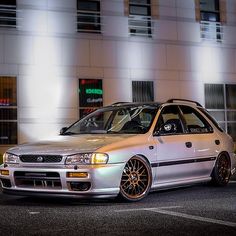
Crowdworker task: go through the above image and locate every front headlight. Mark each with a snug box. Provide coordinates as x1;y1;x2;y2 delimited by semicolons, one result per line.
3;153;19;164
65;153;109;165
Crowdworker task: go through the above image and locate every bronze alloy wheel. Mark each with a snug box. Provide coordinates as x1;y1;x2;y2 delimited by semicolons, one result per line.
211;154;231;186
119;156;151;201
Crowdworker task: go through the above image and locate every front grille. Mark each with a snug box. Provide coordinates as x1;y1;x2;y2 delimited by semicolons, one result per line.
20;155;62;163
14;171;62;189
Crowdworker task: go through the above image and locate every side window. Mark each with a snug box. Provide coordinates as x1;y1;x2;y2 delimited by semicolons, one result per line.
155;105;183;135
180;106;212;133
198;107;223;132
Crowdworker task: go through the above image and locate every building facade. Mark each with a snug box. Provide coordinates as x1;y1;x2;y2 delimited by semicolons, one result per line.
0;0;236;153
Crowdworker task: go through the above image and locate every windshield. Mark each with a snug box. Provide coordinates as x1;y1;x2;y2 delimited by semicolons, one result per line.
63;105;159;135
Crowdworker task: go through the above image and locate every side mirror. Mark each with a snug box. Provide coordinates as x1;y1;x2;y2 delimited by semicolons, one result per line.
60;127;68;135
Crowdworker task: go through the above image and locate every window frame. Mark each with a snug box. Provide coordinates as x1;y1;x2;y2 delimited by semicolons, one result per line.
198;0;222;42
77;0;101;34
0;0;17;29
204;83;236;140
154;104;213;137
128;0;152;37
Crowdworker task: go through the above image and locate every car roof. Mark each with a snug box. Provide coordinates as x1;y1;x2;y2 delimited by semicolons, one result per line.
110;102;161;107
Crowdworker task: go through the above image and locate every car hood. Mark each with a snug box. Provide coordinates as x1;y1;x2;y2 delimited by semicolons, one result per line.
7;134;136;156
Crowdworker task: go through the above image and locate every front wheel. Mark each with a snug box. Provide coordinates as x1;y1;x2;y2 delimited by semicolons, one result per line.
119;156;152;202
211;154;231;186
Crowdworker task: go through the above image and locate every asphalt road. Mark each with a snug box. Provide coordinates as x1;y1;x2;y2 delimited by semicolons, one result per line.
0;180;236;236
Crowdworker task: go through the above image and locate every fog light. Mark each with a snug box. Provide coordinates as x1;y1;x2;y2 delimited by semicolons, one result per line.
0;178;11;187
69;182;91;191
67;172;88;178
0;170;9;176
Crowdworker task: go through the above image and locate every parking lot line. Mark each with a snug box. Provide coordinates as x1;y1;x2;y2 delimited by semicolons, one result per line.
148;208;236;228
116;207;236;228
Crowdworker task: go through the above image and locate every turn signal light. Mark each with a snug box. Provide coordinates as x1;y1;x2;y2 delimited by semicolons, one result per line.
67;172;88;178
0;170;9;176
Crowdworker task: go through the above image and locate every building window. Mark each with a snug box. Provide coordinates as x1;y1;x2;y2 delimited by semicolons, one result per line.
0;77;17;145
0;0;16;28
129;0;152;37
199;0;222;42
79;79;103;118
77;0;101;33
132;81;154;102
205;83;236;140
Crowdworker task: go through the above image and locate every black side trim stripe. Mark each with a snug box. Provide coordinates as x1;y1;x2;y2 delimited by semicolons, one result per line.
151;156;216;168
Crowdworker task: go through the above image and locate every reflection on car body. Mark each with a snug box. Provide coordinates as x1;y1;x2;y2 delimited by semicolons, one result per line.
0;99;236;201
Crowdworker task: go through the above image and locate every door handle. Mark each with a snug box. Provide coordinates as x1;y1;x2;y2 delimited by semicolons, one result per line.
185;142;192;148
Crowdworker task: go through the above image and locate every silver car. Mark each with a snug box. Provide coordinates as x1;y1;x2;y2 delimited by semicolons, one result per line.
1;99;236;201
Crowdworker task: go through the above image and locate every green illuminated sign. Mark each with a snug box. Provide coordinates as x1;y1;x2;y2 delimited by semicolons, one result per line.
85;88;103;95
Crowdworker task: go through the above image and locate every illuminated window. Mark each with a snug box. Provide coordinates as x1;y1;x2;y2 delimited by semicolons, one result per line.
199;0;222;42
0;76;17;145
0;0;16;28
132;81;154;102
77;0;101;33
205;84;236;140
128;0;152;37
79;79;103;118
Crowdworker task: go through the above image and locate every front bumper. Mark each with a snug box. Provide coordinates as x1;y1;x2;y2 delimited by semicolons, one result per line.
0;163;125;198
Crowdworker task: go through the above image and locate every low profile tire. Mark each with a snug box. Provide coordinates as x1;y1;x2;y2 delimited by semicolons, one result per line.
119;156;152;202
211;154;231;186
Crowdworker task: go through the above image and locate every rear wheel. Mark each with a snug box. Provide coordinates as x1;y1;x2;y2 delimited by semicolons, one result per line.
211;154;231;186
119;156;152;202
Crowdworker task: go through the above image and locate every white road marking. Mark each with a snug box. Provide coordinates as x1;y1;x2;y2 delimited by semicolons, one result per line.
148;208;236;228
115;207;236;228
29;211;40;215
115;206;181;212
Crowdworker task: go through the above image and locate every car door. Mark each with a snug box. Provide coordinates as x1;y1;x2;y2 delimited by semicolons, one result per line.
178;105;220;177
152;105;197;184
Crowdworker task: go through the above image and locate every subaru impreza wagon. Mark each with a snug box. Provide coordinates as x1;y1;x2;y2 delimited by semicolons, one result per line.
1;99;235;201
